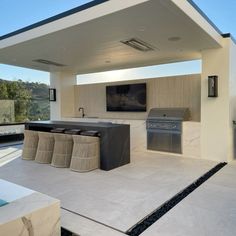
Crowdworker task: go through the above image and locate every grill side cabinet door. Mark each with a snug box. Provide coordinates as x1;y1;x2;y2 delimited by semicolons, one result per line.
147;130;182;154
171;132;182;153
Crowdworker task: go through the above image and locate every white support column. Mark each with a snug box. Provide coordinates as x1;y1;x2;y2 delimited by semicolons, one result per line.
229;39;236;161
201;37;236;162
50;71;77;120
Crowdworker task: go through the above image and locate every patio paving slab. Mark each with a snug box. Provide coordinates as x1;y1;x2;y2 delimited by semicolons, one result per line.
0;149;217;233
141;162;236;236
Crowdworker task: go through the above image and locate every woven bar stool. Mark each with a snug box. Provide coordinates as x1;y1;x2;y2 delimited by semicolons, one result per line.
70;135;100;172
51;133;73;168
22;130;39;160
35;132;55;164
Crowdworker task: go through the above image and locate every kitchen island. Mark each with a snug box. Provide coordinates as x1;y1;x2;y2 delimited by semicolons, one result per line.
25;121;130;171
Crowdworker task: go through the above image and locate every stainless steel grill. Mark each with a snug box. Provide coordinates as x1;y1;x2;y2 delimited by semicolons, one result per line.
146;108;190;153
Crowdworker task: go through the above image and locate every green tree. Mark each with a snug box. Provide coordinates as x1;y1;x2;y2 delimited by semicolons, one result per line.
0;82;8;99
6;81;31;122
0;79;49;122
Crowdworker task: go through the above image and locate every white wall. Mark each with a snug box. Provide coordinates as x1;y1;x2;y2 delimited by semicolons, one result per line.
50;72;77;120
229;40;236;161
201;37;236;162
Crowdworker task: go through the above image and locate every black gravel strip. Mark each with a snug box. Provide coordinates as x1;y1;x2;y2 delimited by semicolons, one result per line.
126;162;227;236
61;227;73;236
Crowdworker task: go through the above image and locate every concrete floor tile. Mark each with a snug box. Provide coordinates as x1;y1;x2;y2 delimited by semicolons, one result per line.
0;148;218;233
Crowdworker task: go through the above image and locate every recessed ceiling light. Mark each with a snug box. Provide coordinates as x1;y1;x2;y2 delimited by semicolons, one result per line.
168;36;181;42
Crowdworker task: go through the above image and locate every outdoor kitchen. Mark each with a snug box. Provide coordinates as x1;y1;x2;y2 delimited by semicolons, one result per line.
60;74;201;159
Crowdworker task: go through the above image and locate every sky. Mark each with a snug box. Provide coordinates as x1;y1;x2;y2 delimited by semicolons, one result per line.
0;0;236;84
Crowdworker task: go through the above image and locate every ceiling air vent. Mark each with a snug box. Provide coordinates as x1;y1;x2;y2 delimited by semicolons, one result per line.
33;59;66;67
121;38;155;52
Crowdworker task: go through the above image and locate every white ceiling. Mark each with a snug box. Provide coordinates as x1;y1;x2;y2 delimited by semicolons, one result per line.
0;0;222;74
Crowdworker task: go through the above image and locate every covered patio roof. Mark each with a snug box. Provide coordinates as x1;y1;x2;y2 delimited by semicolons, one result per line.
0;0;223;74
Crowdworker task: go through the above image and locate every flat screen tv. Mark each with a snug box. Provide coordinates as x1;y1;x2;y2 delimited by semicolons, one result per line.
106;83;146;112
